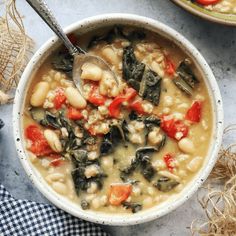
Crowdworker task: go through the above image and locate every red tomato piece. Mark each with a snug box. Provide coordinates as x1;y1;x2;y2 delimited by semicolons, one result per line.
164;153;175;172
196;0;220;5
165;57;175;76
53;88;66;109
108;184;132;206
108;88;137;118
161;115;189;140
67;107;83;120
25;125;44;142
29;139;53;156
185;101;202;123
129;100;145;114
88;85;107;106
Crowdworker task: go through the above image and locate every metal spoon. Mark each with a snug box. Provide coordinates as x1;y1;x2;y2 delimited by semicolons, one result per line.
26;0;118;95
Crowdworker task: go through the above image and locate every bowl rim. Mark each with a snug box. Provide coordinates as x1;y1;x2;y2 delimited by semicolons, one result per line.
13;13;224;226
171;0;236;26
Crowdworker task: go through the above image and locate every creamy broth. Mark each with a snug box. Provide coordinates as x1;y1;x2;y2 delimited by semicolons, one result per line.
23;26;212;214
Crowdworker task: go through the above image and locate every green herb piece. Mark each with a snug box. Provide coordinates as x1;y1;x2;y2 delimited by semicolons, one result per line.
122;201;142;213
173;59;199;96
30;107;46;123
153;174;179;192
122;46;162;105
52;52;73;77
81;200;90;210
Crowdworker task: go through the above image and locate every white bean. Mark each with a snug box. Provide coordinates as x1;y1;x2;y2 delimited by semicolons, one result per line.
81;62;103;81
187;156;203;172
44;129;62;153
87;182;98;194
101;156;113;169
30;82;50;107
84;165;99;178
158;170;181;182
46;173;65;183
65;87;87;109
91;197;101;209
151;61;164;77
52;182;67;195
102;47;119;65
143;197;153;207
178;138;195;154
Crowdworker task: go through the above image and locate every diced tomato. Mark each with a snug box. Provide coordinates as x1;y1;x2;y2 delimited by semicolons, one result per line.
67;107;83;120
164;153;175;172
108;88;137;118
25;125;44;142
87;126;96;136
29;139;53;156
185;101;202;123
108;184;132;206
161;115;189;140
88;85;107;106
165;57;175;76
53;88;66;109
195;0;220;5
129;100;145;114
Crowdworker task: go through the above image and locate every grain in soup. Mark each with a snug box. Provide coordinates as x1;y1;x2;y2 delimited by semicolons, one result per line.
23;26;212;214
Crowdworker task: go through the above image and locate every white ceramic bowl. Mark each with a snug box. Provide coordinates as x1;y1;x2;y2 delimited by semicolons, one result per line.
13;14;223;226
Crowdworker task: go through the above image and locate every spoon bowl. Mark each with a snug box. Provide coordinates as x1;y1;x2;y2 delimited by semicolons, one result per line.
26;0;118;94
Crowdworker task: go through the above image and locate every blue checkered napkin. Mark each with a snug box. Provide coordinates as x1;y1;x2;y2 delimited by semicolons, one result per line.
0;184;109;236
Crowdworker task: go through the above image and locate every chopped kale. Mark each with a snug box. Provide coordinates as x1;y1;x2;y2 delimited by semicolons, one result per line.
173;59;199;96
122;46;162;105
122;201;142;213
81;200;90;210
153;174;179;192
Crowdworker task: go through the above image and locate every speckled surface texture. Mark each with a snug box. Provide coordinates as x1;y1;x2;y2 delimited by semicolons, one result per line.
0;0;235;235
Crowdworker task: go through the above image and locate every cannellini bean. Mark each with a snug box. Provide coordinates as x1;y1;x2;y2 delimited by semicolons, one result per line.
45;173;65;183
84;165;100;178
178;138;195;154
41;159;50;169
163;96;173;107
44;129;62;153
81;62;103;81
30;82;50;107
65;87;87;109
153;159;166;170
91;197;101;209
87;182;98;194
101;156;113;169
99;71;119;97
151;61;164;77
52;182;67;195
147;187;156;196
132;186;141;196
100;195;108;206
102;47;119;65
142;102;154;114
143;197;153;207
28;152;37;163
158;170;181;182
88;151;99;160
148;127;162;145
129;133;143;144
85;194;96;203
187;156;203;172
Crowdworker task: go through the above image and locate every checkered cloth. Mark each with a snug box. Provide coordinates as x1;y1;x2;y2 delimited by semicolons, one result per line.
0;184;109;236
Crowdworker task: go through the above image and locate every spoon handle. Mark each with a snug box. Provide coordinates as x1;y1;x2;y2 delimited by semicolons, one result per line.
26;0;84;55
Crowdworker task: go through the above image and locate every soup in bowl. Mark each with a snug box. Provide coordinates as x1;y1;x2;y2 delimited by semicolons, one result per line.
13;14;223;225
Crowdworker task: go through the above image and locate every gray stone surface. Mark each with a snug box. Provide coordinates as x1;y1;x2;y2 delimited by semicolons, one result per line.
0;0;235;235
